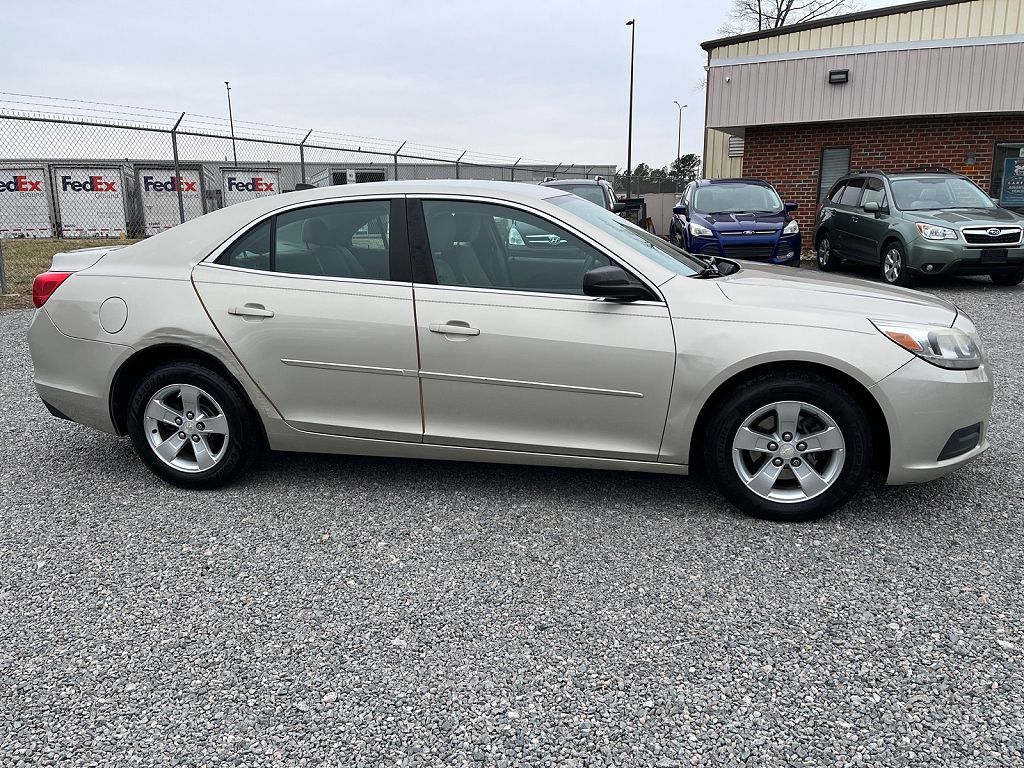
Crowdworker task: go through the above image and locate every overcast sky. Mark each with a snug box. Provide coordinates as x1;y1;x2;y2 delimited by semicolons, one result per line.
4;0;915;169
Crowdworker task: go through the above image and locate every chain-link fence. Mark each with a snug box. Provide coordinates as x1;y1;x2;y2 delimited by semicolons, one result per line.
0;94;615;308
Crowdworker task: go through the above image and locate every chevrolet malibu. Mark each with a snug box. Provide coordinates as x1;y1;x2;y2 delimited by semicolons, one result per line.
28;180;993;522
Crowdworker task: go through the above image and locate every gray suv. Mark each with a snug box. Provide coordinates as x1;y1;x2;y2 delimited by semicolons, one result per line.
814;169;1024;287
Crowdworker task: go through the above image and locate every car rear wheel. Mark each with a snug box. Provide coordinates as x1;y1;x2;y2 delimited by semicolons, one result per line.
127;361;260;489
991;270;1024;286
881;243;914;287
703;373;872;522
817;234;840;271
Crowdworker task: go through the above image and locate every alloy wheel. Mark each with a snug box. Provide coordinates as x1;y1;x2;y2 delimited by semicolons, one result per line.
731;400;846;503
143;383;230;473
883;248;902;283
818;238;830;266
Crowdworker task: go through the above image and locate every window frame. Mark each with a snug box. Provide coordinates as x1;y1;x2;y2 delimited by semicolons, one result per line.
407;194;664;304
860;176;888;212
837;178;866;208
202;195;412;284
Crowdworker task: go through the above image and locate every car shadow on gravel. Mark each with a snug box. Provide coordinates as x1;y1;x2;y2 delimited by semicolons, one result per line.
820;262;1022;293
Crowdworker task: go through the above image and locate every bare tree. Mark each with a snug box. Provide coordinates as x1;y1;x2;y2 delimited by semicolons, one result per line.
720;0;861;34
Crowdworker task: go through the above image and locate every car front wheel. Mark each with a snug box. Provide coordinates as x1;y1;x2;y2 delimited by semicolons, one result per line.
881;242;914;287
991;270;1024;286
703;372;872;522
127;361;261;489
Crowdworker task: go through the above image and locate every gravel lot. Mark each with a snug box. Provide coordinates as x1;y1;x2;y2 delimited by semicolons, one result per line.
1;275;1022;767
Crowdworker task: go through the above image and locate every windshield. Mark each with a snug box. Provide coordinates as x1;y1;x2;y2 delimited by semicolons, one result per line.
890;176;996;211
550;184;607;208
550;194;705;277
692;182;783;215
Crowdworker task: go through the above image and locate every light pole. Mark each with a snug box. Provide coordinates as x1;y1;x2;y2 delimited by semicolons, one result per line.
625;19;635;199
673;101;687;163
225;81;238;167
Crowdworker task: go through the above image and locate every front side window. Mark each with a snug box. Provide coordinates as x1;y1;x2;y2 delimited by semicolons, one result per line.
421;199;611;295
890;176;996;211
691;182;783;215
861;178;887;209
217;200;393;279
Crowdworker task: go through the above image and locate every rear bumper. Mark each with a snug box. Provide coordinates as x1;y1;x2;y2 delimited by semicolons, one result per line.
28;308;131;435
871;357;994;485
907;241;1024;275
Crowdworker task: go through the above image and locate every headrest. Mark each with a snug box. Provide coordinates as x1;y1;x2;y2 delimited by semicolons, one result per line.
428;211;457;249
455;214;483;242
302;218;332;247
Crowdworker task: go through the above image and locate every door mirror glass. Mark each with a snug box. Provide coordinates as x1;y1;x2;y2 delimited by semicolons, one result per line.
673;204;688;216
582;265;650;302
785;201;799;212
863;201;880;213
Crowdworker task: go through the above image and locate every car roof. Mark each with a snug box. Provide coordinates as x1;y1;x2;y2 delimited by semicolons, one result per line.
694;178;772;187
541;178;606;186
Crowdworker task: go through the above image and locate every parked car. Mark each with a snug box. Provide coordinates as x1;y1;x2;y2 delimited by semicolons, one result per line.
670;178;801;266
29;180;992;522
815;169;1024;287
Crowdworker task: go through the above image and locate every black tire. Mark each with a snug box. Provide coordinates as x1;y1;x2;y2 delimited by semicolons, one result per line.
991;270;1024;286
703;372;873;522
817;233;840;271
880;241;915;287
127;361;261;489
671;224;683;248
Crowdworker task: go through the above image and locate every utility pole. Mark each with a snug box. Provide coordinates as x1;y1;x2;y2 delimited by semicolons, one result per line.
673;101;687;163
225;81;238;167
625;19;636;199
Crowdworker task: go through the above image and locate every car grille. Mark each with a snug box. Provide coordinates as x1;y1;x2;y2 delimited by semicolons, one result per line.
721;245;777;260
962;227;1022;246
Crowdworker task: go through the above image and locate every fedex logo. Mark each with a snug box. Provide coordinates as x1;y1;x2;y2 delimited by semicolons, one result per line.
61;175;117;192
227;176;274;192
143;175;197;193
0;175;43;192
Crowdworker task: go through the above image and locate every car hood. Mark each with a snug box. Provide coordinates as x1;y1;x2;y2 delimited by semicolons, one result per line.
713;263;957;326
697;211;786;232
912;207;1023;226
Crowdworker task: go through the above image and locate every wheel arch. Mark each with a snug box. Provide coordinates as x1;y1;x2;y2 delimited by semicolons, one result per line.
109;343;267;446
687;360;890;476
879;233;908;262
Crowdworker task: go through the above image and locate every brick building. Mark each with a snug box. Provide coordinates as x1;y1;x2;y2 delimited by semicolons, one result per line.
701;0;1024;234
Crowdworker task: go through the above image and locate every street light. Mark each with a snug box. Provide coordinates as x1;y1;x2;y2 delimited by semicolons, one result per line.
225;81;238;167
625;19;635;199
673;101;688;163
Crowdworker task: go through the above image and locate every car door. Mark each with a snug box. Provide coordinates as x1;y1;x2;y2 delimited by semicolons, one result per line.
832;178;865;259
191;197;423;441
846;176;891;264
410;196;676;461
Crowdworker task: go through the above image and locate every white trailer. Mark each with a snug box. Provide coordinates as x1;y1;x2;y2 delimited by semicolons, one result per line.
0;167;53;238
220;168;281;206
134;166;206;236
53;166;127;238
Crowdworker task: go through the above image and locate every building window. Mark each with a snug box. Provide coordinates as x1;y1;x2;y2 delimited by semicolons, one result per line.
818;147;851;202
728;135;745;158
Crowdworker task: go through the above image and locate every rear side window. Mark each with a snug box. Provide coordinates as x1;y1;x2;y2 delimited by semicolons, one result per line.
216;200;394;280
838;179;865;207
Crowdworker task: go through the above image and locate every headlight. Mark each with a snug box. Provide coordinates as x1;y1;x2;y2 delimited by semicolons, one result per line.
871;321;982;370
783;219;799;235
915;223;957;240
689;222;713;238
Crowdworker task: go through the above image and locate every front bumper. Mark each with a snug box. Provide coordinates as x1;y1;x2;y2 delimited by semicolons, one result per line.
870;356;993;485
692;233;801;266
28;308;132;435
907;241;1024;276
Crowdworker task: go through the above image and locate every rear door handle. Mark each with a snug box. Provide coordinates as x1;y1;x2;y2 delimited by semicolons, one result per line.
228;303;275;318
429;321;480;336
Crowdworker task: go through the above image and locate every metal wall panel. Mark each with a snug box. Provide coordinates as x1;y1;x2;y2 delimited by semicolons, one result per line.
707;41;1024;129
709;0;1024;60
703;129;744;179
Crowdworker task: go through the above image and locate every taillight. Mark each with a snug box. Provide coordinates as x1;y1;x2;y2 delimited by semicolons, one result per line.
31;271;73;308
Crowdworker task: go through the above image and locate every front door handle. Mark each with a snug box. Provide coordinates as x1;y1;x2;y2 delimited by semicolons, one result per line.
228;303;275;318
429;321;480;336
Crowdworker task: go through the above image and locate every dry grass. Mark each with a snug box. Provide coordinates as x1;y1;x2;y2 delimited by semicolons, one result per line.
0;238;140;311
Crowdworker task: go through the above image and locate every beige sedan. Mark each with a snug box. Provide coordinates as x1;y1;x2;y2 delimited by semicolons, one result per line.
28;181;992;521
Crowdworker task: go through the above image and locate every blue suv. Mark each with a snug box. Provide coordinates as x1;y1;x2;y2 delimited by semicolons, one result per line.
670;179;801;266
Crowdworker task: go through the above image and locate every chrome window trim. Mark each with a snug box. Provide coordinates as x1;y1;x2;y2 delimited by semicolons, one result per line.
412;192;667;304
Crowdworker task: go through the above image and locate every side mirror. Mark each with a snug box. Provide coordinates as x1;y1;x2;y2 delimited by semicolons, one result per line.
863;201;880;214
785;202;799;212
612;202;627;213
583;265;650;302
673;204;688;216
